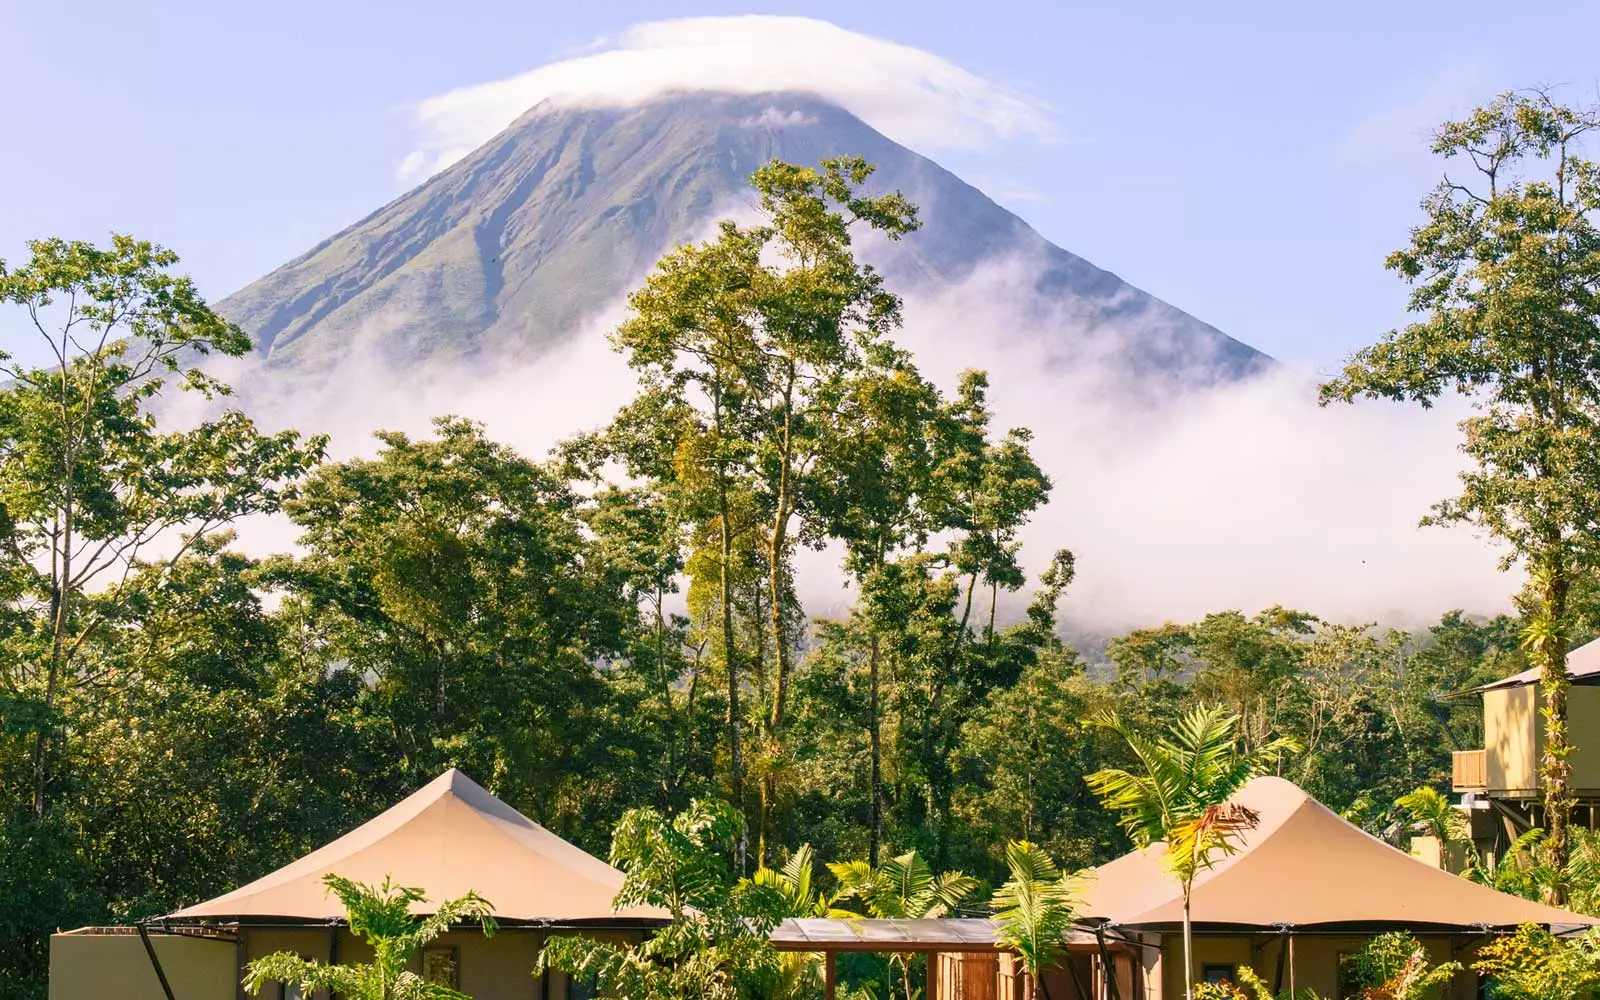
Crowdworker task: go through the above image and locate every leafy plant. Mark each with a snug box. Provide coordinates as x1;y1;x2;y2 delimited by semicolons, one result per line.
744;844;832;997
830;849;978;1000
1473;923;1600;1000
1393;787;1468;856
1340;932;1461;1000
1192;966;1322;1000
537;799;793;1000
242;874;495;1000
989;840;1081;1000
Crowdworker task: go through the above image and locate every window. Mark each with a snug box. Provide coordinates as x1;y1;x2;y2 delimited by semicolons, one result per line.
569;972;600;1000
1337;949;1361;999
423;946;459;989
1202;964;1237;986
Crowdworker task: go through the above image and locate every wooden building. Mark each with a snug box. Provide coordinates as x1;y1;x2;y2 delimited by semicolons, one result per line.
1452;637;1600;847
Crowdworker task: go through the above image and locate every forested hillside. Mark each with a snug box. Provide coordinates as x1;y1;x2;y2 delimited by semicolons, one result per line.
3;93;1599;999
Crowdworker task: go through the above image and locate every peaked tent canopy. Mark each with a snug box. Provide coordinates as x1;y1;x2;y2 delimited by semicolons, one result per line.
168;769;667;924
1079;776;1596;932
1480;636;1600;690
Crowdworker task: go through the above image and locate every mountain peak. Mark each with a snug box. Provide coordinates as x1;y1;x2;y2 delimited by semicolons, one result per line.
219;91;1268;381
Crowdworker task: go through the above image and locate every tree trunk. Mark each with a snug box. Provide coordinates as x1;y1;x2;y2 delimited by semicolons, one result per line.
958;571;977;635
713;396;744;864
1536;554;1573;892
987;580;998;647
767;366;797;741
34;435;75;818
1182;892;1194;1000
869;632;883;867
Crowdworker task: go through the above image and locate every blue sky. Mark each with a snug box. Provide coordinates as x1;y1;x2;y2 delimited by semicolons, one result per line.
4;0;1599;369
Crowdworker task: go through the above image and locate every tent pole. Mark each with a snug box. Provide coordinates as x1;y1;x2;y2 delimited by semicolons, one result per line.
1065;950;1091;1000
1271;930;1288;993
1288;934;1296;997
1093;927;1121;1000
136;921;179;1000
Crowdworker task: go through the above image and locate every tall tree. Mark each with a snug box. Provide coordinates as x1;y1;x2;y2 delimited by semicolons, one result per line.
1320;90;1600;878
0;235;323;816
601;155;918;859
812;346;945;862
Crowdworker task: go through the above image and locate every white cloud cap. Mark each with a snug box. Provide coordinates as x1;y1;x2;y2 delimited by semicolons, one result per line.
399;15;1052;184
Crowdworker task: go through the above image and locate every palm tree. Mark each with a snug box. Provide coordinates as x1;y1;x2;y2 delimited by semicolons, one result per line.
1394;786;1468;866
244;874;495;1000
990;841;1081;1000
747;844;831;998
1086;705;1298;1000
829;849;979;1000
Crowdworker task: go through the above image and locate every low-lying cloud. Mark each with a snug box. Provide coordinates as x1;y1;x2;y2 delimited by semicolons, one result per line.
399;16;1053;184
211;250;1513;636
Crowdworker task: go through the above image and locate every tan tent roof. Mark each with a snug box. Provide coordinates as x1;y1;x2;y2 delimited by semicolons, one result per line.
1481;637;1600;690
1079;776;1596;932
169;769;668;924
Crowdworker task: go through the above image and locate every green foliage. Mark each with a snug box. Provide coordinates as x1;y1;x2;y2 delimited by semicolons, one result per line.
1192;966;1322;1000
1464;827;1600;917
830;850;977;1000
537;800;794;1000
1340;932;1461;1000
1474;924;1600;1000
0;235;325;819
1393;787;1468;851
277;416;640;839
989;841;1080;1000
243;874;495;1000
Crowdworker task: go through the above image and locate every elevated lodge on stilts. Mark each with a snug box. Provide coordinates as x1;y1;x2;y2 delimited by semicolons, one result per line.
50;772;1596;1000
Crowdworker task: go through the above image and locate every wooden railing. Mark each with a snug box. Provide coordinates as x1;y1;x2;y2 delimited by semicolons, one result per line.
1453;749;1488;792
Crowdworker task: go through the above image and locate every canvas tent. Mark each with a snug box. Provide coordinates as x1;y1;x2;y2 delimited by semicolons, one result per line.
1077;776;1596;999
51;769;666;1000
168;768;665;924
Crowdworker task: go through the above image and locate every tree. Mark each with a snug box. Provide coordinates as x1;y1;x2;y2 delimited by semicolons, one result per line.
990;840;1081;1000
0;235;324;817
599;157;918;856
1319;90;1600;879
244;874;495;1000
829;849;978;1000
811;343;946;864
935;372;1052;646
1393;786;1467;862
277;417;636;842
1086;706;1298;1000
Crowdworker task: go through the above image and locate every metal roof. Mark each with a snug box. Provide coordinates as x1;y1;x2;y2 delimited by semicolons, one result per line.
1479;638;1600;691
768;918;1101;953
